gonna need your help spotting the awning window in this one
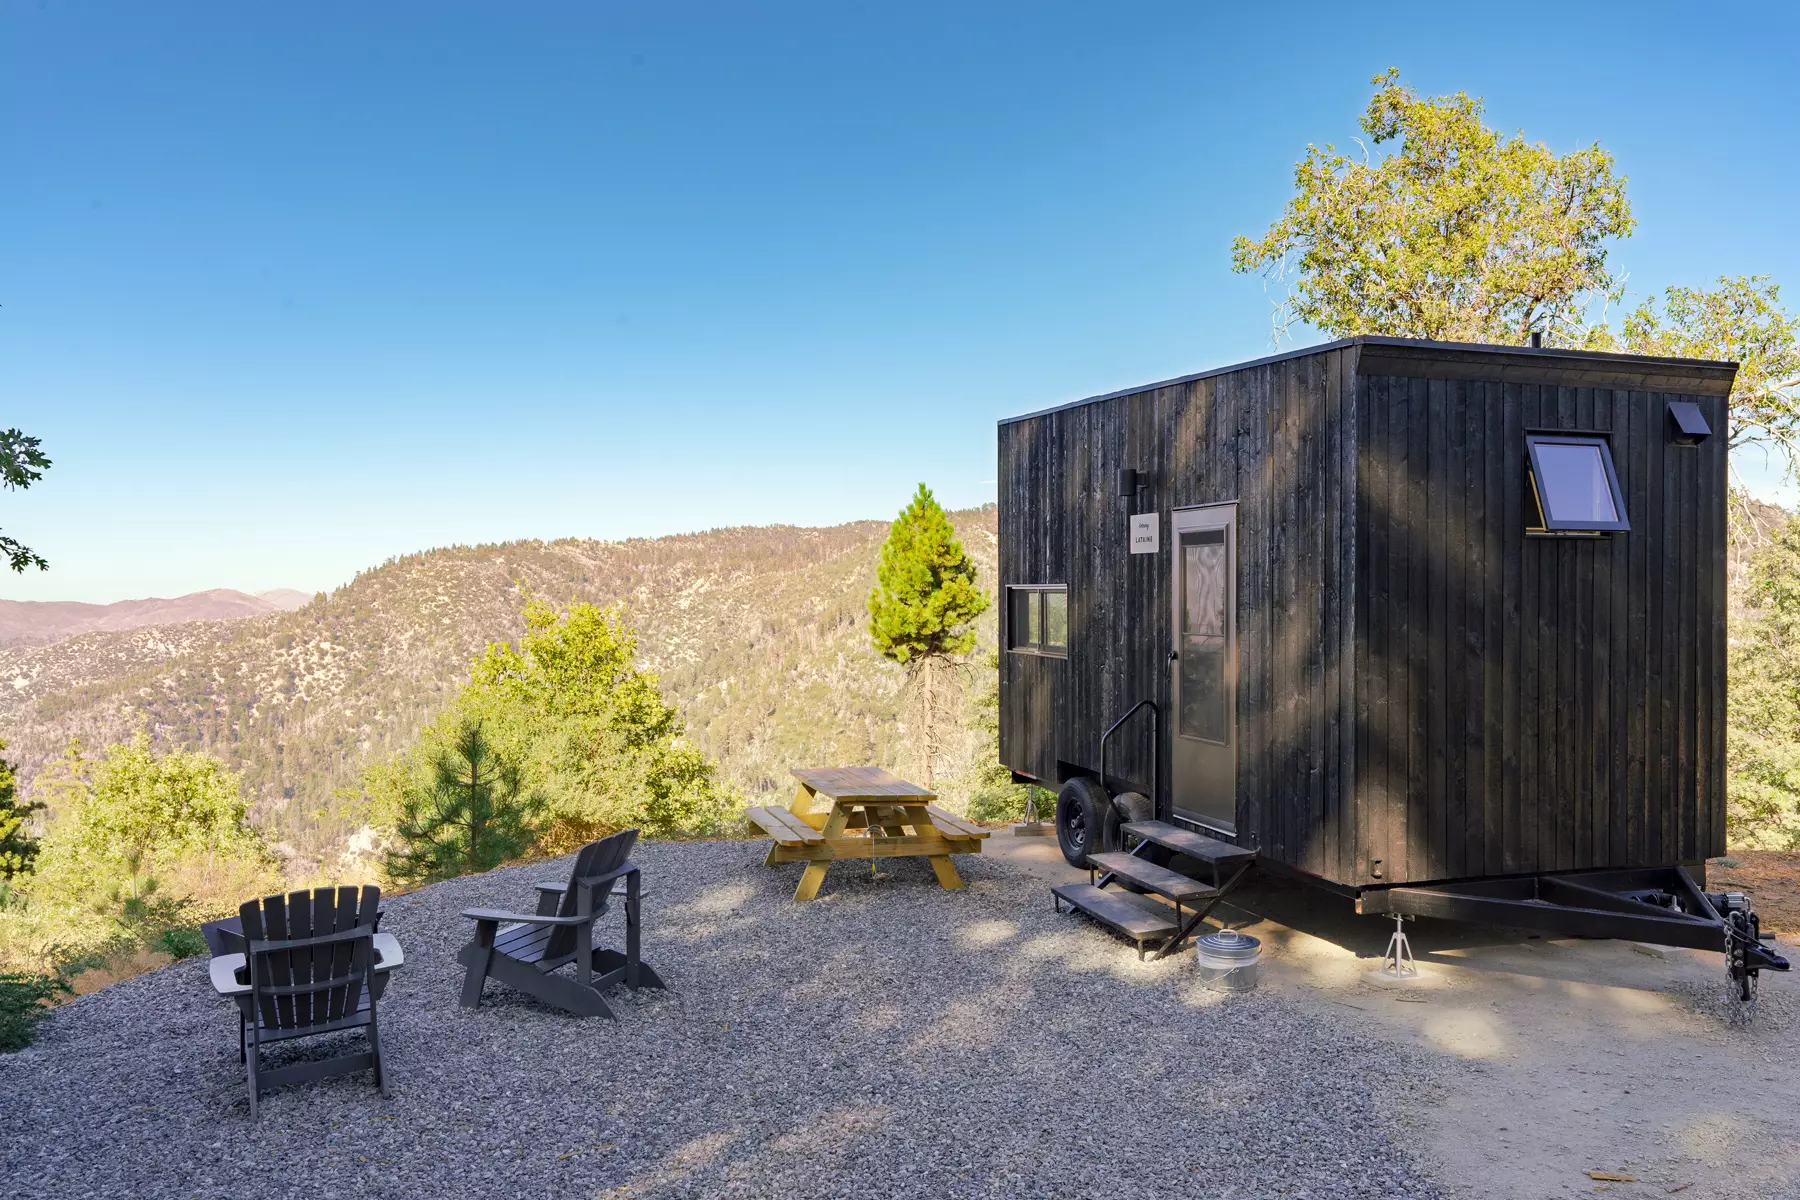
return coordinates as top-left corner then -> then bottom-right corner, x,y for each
1526,434 -> 1629,535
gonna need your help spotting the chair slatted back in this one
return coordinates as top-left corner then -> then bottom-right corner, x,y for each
239,885 -> 381,1033
544,830 -> 638,960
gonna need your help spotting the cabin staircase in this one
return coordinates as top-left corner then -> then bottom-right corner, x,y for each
1051,821 -> 1257,960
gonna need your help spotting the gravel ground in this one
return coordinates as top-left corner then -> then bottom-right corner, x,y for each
2,841 -> 1450,1199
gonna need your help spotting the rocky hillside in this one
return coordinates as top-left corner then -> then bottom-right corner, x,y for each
0,509 -> 999,865
0,588 -> 311,647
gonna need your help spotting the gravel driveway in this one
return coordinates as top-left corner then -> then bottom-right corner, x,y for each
1,840 -> 1448,1199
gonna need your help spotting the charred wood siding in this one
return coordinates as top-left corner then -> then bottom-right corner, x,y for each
1352,372 -> 1728,885
999,347 -> 1360,879
999,337 -> 1731,891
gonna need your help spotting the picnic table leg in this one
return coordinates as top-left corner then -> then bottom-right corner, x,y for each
926,855 -> 964,890
794,804 -> 849,902
894,804 -> 965,891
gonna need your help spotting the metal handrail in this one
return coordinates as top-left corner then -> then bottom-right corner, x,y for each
1099,699 -> 1158,799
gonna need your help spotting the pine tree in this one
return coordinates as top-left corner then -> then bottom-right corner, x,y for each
384,719 -> 534,884
0,738 -> 44,880
867,484 -> 990,786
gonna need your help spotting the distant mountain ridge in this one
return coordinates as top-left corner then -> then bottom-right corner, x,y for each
0,510 -> 998,868
0,588 -> 312,647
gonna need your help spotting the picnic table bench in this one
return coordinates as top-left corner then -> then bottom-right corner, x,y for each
747,766 -> 989,901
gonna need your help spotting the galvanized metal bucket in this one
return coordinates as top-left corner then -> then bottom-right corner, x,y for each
1194,928 -> 1261,992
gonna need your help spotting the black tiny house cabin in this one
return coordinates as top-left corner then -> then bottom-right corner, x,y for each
997,336 -> 1735,893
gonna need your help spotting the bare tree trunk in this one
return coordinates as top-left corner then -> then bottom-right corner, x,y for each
904,656 -> 943,789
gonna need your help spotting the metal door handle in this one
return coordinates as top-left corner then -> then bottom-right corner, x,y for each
1168,650 -> 1179,661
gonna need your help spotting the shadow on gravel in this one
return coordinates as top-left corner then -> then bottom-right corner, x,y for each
0,840 -> 1449,1200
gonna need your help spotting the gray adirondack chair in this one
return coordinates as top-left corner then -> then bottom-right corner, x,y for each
234,886 -> 389,1118
457,829 -> 664,1018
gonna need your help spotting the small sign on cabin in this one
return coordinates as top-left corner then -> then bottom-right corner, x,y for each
1129,513 -> 1160,554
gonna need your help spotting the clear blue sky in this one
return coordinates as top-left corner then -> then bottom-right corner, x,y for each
4,2 -> 1797,602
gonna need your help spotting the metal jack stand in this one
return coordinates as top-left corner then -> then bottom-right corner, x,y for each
1380,914 -> 1418,979
1012,785 -> 1051,837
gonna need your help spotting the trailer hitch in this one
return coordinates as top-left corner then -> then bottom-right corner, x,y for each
1709,891 -> 1790,1001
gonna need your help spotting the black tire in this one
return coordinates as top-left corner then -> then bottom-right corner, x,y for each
1056,777 -> 1118,868
1106,792 -> 1158,891
1112,791 -> 1154,825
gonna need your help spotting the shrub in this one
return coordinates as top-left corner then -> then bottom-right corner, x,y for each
368,595 -> 742,880
0,971 -> 69,1053
154,928 -> 208,960
1728,515 -> 1800,848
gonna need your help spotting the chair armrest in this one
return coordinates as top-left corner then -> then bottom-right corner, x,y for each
575,862 -> 639,891
209,953 -> 251,997
211,935 -> 401,997
461,907 -> 591,926
372,931 -> 404,971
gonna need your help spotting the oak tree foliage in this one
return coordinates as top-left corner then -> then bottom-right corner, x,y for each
1613,276 -> 1800,481
22,733 -> 273,942
1727,513 -> 1800,849
0,428 -> 52,573
1232,69 -> 1634,345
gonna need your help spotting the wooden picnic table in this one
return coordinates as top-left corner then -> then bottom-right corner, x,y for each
746,766 -> 989,901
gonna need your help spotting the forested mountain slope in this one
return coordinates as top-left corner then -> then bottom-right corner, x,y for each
0,509 -> 997,864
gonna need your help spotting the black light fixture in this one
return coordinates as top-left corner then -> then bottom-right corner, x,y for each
1117,467 -> 1144,497
1668,401 -> 1712,446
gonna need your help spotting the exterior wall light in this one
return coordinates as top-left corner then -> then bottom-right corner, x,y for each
1668,401 -> 1712,446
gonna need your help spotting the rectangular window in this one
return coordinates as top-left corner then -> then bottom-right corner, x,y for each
1007,585 -> 1068,657
1178,529 -> 1229,743
1526,434 -> 1630,534
1043,590 -> 1067,650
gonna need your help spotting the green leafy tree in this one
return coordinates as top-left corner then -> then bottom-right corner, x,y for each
61,733 -> 261,867
28,733 -> 269,918
383,719 -> 534,885
1232,68 -> 1634,345
1615,275 -> 1800,480
961,651 -> 1034,822
0,739 -> 44,881
369,595 -> 740,865
1727,514 -> 1800,849
0,427 -> 52,572
867,484 -> 990,786
471,595 -> 740,847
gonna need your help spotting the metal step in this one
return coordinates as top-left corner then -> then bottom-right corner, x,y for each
1051,884 -> 1179,958
1086,852 -> 1218,903
1121,821 -> 1256,868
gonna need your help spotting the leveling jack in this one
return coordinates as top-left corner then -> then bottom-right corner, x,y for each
1380,914 -> 1417,980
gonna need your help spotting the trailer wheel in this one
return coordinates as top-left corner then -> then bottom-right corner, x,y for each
1056,777 -> 1118,868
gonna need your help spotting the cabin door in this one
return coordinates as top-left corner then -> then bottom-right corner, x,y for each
1170,503 -> 1237,835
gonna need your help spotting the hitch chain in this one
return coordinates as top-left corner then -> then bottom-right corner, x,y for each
1709,891 -> 1791,1002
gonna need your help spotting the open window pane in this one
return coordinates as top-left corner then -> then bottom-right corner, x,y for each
1043,590 -> 1067,649
1527,435 -> 1629,532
